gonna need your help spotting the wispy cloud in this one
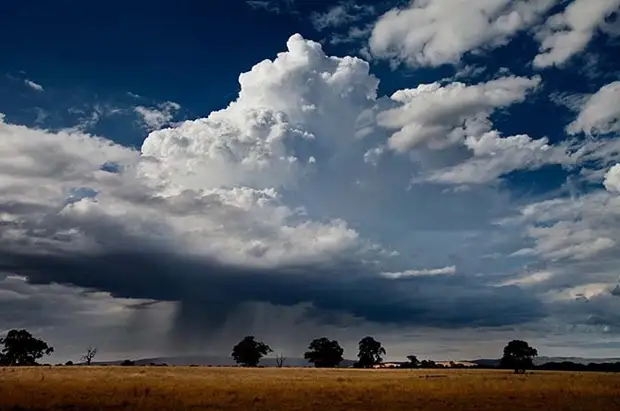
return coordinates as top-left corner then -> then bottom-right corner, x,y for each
381,266 -> 457,279
67,103 -> 125,131
246,0 -> 296,14
24,79 -> 44,92
311,2 -> 376,31
134,101 -> 181,131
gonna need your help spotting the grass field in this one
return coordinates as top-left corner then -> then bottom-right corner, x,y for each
1,367 -> 619,411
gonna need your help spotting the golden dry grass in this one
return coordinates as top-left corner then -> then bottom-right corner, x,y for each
1,366 -> 619,411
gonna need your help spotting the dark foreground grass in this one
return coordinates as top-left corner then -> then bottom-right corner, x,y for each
1,366 -> 620,411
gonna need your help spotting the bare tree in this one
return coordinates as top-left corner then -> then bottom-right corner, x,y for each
275,353 -> 286,368
81,346 -> 98,365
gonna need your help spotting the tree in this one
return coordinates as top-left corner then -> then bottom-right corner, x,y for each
355,336 -> 386,368
81,346 -> 98,365
231,336 -> 272,367
501,340 -> 538,374
275,353 -> 286,368
420,359 -> 438,368
304,337 -> 344,368
403,355 -> 420,369
0,329 -> 54,366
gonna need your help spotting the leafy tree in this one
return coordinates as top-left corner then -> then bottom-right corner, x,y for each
403,355 -> 420,368
501,340 -> 538,374
355,336 -> 386,368
0,329 -> 54,366
120,359 -> 135,366
420,359 -> 438,368
81,346 -> 98,365
304,337 -> 344,368
231,336 -> 272,367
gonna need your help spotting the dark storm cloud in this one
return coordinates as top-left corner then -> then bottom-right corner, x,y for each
0,247 -> 546,333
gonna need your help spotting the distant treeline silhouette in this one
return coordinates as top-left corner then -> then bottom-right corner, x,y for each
2,328 -> 619,373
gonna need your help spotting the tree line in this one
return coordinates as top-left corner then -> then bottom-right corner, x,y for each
230,335 -> 538,373
3,328 -> 618,374
229,335 -> 386,368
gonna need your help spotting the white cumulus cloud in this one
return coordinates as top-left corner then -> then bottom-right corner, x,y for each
369,0 -> 558,67
0,35 -> 384,270
141,34 -> 379,191
534,0 -> 620,68
420,130 -> 573,185
379,75 -> 541,152
567,81 -> 620,136
604,164 -> 620,193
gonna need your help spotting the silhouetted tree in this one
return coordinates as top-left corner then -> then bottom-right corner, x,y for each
275,353 -> 286,368
120,359 -> 135,366
304,337 -> 344,368
231,336 -> 272,367
420,359 -> 438,368
402,355 -> 420,368
501,340 -> 538,373
355,336 -> 386,368
0,329 -> 54,366
65,361 -> 74,366
81,346 -> 98,365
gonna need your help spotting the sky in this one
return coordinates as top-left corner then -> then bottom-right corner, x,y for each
1,0 -> 620,363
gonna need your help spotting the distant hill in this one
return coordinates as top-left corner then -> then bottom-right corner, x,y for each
471,357 -> 620,367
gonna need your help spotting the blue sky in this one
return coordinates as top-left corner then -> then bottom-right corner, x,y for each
1,0 -> 620,362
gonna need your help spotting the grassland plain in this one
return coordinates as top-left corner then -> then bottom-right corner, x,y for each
1,367 -> 620,411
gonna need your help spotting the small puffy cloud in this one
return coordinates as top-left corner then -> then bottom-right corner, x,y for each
604,164 -> 620,193
24,79 -> 44,92
381,265 -> 456,279
311,2 -> 376,31
363,145 -> 385,165
379,75 -> 541,152
534,0 -> 620,68
134,101 -> 181,131
369,0 -> 557,67
567,81 -> 620,136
